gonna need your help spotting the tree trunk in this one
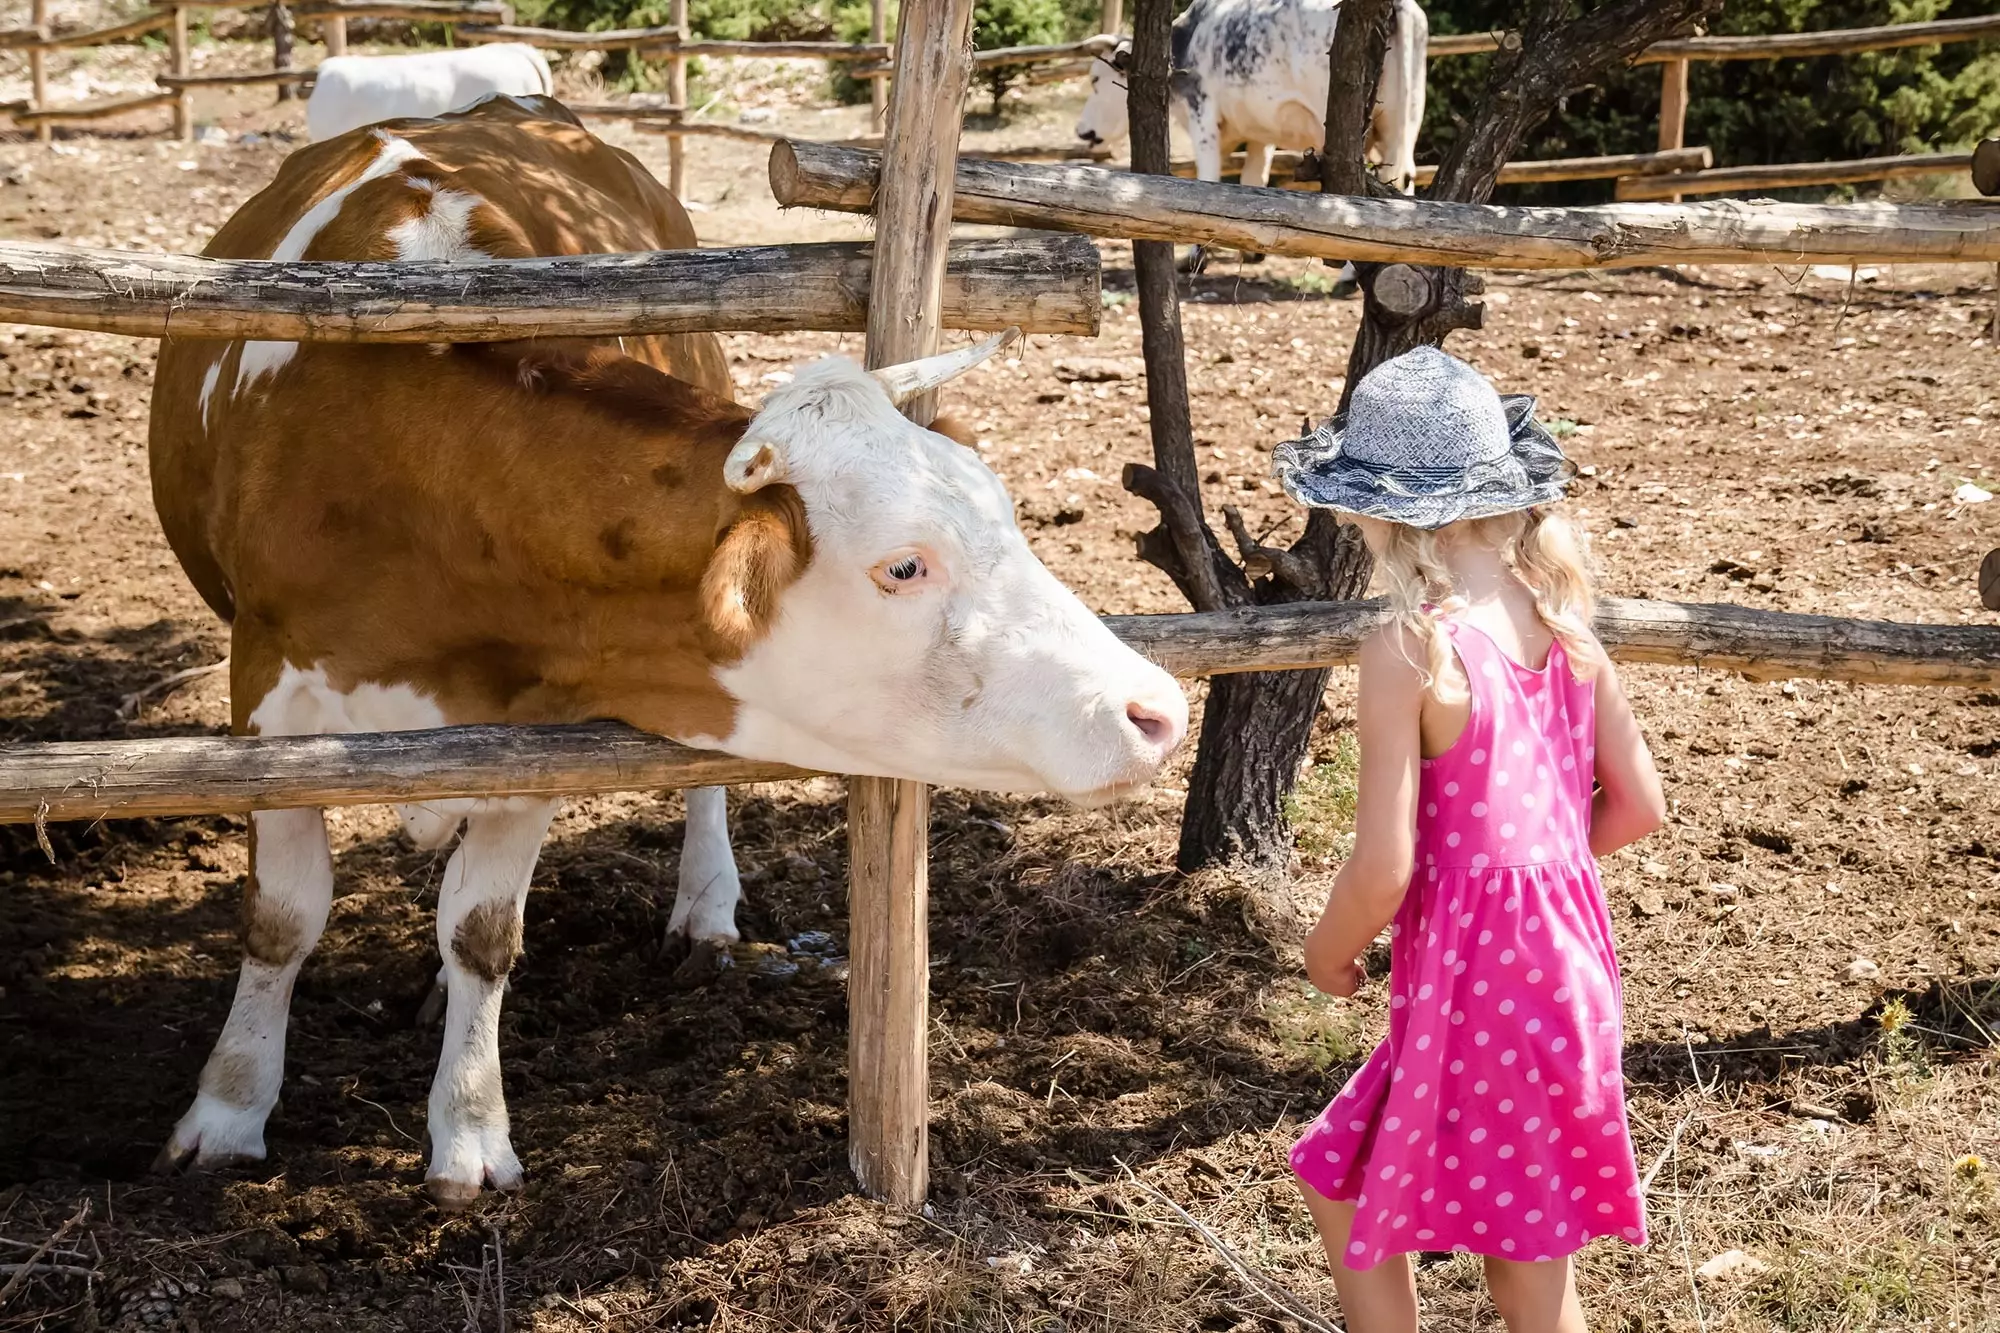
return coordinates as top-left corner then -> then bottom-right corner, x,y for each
271,4 -> 296,101
1154,0 -> 1723,873
1170,0 -> 1397,874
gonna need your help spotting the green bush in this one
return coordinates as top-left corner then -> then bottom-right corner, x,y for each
1419,0 -> 2000,203
972,0 -> 1068,112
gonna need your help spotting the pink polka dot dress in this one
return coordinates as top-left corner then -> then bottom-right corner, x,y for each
1290,619 -> 1645,1269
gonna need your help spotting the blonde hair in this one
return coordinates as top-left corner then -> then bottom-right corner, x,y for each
1372,507 -> 1598,702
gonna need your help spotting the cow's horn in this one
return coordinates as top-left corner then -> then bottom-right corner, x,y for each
869,327 -> 1022,408
723,437 -> 788,493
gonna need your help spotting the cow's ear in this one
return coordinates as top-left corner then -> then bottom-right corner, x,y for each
928,413 -> 977,448
1110,45 -> 1130,72
723,436 -> 789,492
701,485 -> 813,653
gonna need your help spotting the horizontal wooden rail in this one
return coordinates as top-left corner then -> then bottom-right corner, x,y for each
296,0 -> 507,23
31,10 -> 171,49
10,91 -> 177,125
3,598 -> 1994,825
1614,151 -> 1972,202
459,22 -> 890,60
0,24 -> 48,48
1425,15 -> 2000,65
158,67 -> 316,89
0,235 -> 1099,339
1636,13 -> 2000,63
850,33 -> 1118,78
769,140 -> 2000,270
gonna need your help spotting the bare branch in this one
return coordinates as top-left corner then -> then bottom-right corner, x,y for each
1223,505 -> 1323,595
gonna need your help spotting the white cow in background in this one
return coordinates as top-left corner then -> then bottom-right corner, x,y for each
306,44 -> 554,141
1075,0 -> 1427,281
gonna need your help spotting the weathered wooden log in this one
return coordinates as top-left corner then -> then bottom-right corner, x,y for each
0,236 -> 1100,340
459,22 -> 890,59
0,24 -> 48,48
31,11 -> 171,47
2,598 -> 1994,826
1107,596 -> 2000,686
847,33 -> 1117,78
1244,146 -> 1714,188
1981,549 -> 2000,612
627,118 -> 882,148
158,67 -> 315,88
294,0 -> 506,23
9,91 -> 177,124
1615,151 -> 1973,202
769,140 -> 2000,270
1976,140 -> 2000,198
1636,13 -> 2000,63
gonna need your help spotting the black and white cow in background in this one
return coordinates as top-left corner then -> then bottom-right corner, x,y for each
1075,0 -> 1428,281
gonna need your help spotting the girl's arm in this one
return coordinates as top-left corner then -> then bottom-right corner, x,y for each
1587,647 -> 1667,857
1303,627 -> 1424,997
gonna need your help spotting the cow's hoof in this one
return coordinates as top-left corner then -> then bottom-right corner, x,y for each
425,1176 -> 486,1213
669,937 -> 732,989
155,1099 -> 270,1174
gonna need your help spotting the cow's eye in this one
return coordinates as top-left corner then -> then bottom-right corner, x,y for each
871,551 -> 935,594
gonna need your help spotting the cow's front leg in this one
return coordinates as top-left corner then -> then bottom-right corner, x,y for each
1179,101 -> 1226,275
663,786 -> 743,980
156,808 -> 334,1172
1236,141 -> 1275,264
424,796 -> 558,1210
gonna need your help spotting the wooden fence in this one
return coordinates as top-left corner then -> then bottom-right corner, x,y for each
6,9 -> 1993,204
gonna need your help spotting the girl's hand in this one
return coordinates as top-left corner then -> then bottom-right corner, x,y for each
1317,957 -> 1366,998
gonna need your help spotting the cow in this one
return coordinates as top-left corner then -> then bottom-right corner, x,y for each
1073,0 -> 1428,283
146,93 -> 1188,1208
306,43 -> 554,141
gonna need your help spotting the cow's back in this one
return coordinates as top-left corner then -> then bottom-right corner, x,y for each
151,94 -> 731,632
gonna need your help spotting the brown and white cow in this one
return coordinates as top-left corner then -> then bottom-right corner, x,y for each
147,93 -> 1187,1206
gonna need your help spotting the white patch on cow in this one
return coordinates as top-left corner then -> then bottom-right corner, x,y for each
307,45 -> 553,142
196,359 -> 222,430
670,786 -> 741,943
234,133 -> 425,396
246,660 -> 472,847
386,186 -> 494,264
700,355 -> 1188,802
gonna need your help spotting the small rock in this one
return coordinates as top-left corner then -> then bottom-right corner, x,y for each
280,1264 -> 328,1295
1954,482 -> 1993,505
1641,859 -> 1670,878
1051,356 -> 1136,382
210,1279 -> 245,1301
1708,883 -> 1739,901
782,853 -> 819,883
1611,515 -> 1639,529
1695,1249 -> 1770,1282
1635,890 -> 1668,917
1846,957 -> 1880,982
738,107 -> 776,124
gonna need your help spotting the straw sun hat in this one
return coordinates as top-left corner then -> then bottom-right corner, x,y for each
1275,346 -> 1575,531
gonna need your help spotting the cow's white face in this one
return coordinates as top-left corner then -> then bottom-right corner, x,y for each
705,354 -> 1187,804
1074,48 -> 1132,148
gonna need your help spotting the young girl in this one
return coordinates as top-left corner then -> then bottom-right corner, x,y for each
1272,346 -> 1668,1333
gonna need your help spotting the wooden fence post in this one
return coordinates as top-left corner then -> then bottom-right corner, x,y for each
869,0 -> 887,133
667,0 -> 687,197
271,3 -> 296,101
30,0 -> 49,144
850,0 -> 976,1208
324,14 -> 347,55
1101,0 -> 1122,36
1657,56 -> 1688,203
168,6 -> 191,140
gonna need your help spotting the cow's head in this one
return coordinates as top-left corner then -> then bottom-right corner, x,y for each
701,331 -> 1187,805
1074,41 -> 1133,147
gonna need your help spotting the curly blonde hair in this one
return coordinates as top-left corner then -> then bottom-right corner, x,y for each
1371,507 -> 1598,703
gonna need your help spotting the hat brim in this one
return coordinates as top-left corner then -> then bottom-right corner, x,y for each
1274,393 -> 1577,531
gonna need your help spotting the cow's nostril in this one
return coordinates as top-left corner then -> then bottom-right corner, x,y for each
1125,700 -> 1180,750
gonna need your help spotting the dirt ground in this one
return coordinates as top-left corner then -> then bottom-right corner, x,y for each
1,32 -> 1999,1333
